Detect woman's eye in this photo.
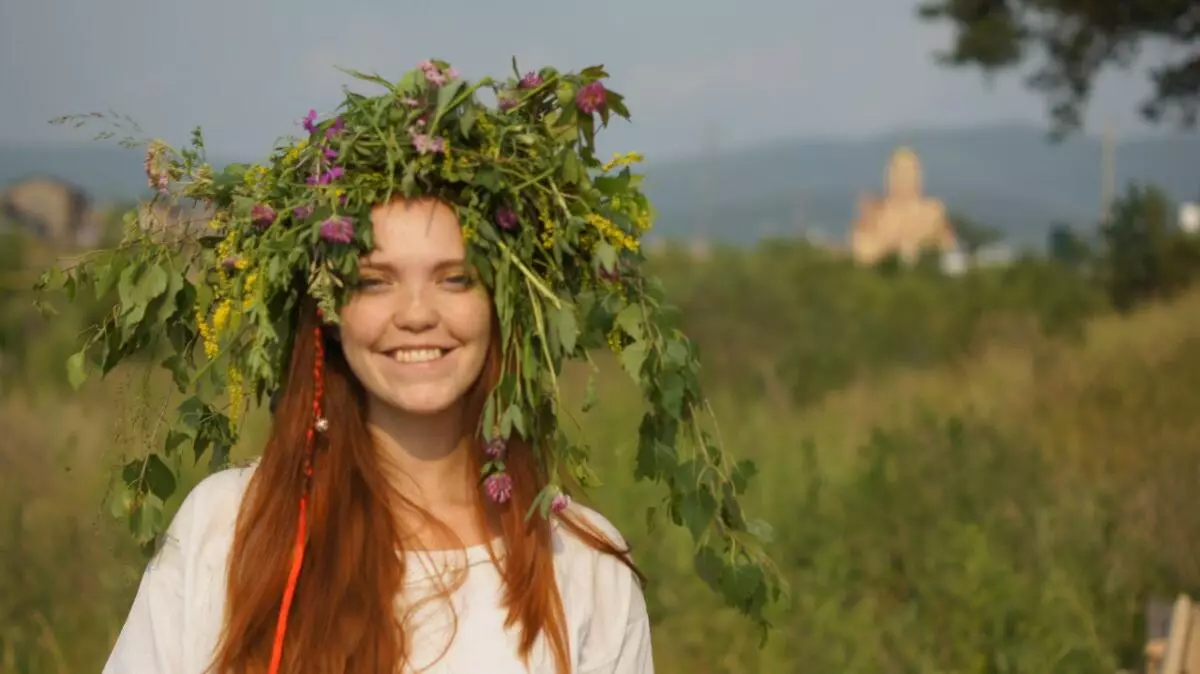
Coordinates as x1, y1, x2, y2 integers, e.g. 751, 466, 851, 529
444, 274, 474, 288
356, 277, 388, 291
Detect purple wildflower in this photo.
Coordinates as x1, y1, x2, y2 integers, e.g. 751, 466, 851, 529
484, 436, 506, 458
409, 131, 446, 155
495, 207, 518, 231
143, 141, 171, 194
497, 91, 519, 111
292, 204, 314, 220
220, 256, 240, 271
324, 117, 345, 138
302, 109, 318, 134
307, 166, 345, 185
575, 81, 607, 115
250, 204, 276, 229
419, 60, 447, 86
519, 72, 543, 89
550, 492, 571, 514
484, 473, 514, 504
402, 97, 421, 108
319, 216, 354, 244
446, 67, 460, 80
323, 147, 338, 160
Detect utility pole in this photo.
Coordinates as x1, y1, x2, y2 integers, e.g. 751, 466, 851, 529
1100, 120, 1116, 223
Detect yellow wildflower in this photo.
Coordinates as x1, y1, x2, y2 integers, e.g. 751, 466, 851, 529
242, 272, 259, 311
537, 195, 556, 250
212, 299, 232, 334
242, 164, 269, 190
606, 328, 624, 354
196, 309, 219, 360
585, 213, 638, 252
227, 365, 244, 428
602, 151, 644, 173
284, 139, 309, 165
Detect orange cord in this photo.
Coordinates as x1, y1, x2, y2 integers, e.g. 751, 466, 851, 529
267, 322, 325, 674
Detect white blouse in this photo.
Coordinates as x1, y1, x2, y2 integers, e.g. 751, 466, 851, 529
102, 464, 654, 673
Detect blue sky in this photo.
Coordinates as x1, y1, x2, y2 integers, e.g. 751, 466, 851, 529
0, 0, 1160, 160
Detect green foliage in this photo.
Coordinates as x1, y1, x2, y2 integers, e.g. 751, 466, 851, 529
9, 231, 1200, 670
648, 238, 1106, 406
37, 59, 784, 632
1099, 184, 1200, 312
917, 0, 1200, 133
780, 416, 1131, 672
949, 209, 1003, 255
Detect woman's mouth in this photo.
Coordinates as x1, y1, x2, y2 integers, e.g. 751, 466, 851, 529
386, 347, 452, 364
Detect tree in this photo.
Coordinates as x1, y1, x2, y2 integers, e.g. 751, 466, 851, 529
1099, 183, 1198, 311
949, 210, 1004, 256
1047, 221, 1093, 270
916, 0, 1200, 134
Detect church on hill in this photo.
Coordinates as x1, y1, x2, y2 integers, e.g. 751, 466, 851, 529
849, 146, 958, 266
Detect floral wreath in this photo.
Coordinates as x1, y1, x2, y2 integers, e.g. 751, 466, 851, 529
39, 58, 786, 638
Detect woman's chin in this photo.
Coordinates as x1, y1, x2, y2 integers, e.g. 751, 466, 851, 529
370, 385, 465, 418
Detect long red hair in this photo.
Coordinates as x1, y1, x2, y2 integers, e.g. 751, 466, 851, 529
207, 293, 643, 673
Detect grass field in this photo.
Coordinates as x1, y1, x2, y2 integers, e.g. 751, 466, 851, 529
3, 237, 1199, 673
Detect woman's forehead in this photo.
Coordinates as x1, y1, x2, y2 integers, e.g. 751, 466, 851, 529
366, 198, 467, 263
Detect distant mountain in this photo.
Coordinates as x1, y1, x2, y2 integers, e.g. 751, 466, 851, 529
2, 123, 1198, 248
641, 123, 1200, 248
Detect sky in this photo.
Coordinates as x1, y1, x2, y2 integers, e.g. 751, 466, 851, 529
0, 0, 1165, 161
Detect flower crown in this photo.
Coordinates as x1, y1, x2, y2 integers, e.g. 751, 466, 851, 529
40, 59, 786, 631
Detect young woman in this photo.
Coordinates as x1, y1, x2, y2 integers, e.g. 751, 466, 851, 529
57, 58, 772, 674
103, 194, 651, 673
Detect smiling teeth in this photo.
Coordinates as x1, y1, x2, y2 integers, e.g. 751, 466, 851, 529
393, 349, 444, 363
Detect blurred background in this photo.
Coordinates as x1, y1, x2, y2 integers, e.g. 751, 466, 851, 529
3, 0, 1200, 672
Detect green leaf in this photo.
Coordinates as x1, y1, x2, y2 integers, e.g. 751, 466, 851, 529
66, 350, 89, 390
334, 66, 396, 92
500, 403, 527, 439
548, 302, 580, 356
693, 545, 724, 590
144, 454, 177, 501
619, 340, 648, 377
434, 79, 468, 123
678, 487, 717, 541
731, 458, 758, 494
614, 304, 643, 339
580, 371, 598, 412
657, 372, 686, 419
561, 151, 583, 185
664, 338, 690, 370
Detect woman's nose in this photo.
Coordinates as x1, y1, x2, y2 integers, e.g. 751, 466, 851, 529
391, 286, 439, 332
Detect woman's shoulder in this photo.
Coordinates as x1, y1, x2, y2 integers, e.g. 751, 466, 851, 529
550, 502, 652, 670
166, 460, 259, 549
550, 500, 642, 589
554, 501, 630, 550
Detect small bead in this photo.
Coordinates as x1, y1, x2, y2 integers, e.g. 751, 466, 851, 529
314, 417, 330, 433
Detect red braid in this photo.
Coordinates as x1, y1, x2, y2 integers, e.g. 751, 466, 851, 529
268, 314, 326, 674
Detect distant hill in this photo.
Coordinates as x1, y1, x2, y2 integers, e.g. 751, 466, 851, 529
2, 123, 1197, 248
641, 123, 1200, 248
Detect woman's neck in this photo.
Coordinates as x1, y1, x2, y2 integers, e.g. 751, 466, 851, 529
366, 396, 474, 507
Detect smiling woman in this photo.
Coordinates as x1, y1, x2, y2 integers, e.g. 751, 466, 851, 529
41, 58, 784, 674
341, 198, 494, 420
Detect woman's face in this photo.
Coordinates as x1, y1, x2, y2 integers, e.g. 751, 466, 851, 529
338, 198, 493, 418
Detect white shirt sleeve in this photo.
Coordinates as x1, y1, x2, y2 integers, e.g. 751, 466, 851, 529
572, 507, 656, 674
581, 611, 654, 674
101, 488, 200, 674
